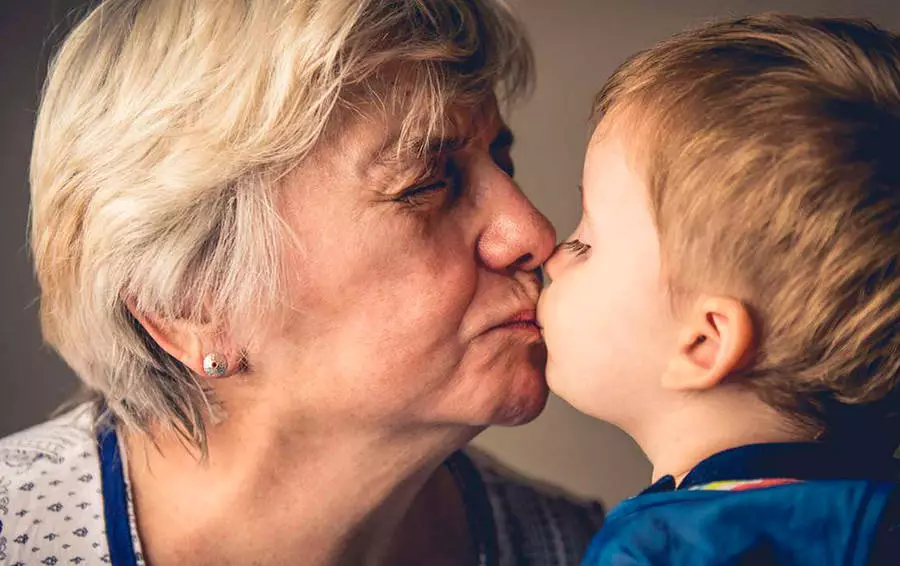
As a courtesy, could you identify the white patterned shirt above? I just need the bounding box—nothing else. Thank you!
[0,406,602,565]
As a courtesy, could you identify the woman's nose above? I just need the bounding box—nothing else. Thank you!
[477,172,556,273]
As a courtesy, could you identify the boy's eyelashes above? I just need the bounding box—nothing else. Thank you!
[557,239,592,257]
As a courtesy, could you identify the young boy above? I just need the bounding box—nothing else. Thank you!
[538,14,900,565]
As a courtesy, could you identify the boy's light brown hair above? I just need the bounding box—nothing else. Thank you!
[594,14,900,452]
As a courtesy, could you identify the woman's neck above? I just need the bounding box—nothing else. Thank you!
[125,406,482,566]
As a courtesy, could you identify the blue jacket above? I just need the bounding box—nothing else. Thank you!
[583,443,900,565]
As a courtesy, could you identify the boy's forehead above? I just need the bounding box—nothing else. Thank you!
[590,113,655,182]
[590,109,640,148]
[583,126,656,214]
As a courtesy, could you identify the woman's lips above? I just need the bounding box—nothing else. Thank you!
[492,309,541,332]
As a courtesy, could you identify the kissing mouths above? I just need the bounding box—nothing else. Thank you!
[491,309,542,332]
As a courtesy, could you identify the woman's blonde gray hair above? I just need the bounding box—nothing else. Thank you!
[30,0,533,450]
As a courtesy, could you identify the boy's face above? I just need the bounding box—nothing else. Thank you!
[538,127,679,429]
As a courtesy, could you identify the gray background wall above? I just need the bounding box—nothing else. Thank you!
[2,0,899,508]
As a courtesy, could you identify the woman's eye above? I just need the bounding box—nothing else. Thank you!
[394,181,449,206]
[558,239,592,257]
[394,159,460,208]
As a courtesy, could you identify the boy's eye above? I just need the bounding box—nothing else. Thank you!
[558,239,592,257]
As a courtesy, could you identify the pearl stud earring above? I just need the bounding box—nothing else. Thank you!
[202,352,228,377]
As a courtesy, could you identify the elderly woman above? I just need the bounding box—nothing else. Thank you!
[0,0,602,565]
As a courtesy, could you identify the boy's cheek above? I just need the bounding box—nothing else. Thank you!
[539,279,595,394]
[537,280,570,344]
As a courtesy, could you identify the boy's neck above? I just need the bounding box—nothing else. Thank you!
[634,387,811,486]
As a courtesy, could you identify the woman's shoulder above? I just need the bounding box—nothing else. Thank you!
[0,405,110,565]
[456,448,605,566]
[0,404,97,460]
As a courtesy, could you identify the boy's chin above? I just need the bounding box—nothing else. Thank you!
[544,357,571,398]
[545,360,603,419]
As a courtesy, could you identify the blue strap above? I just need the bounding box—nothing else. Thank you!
[445,451,499,566]
[98,427,139,566]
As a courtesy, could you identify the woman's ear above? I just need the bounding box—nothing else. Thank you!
[127,301,238,378]
[661,296,755,392]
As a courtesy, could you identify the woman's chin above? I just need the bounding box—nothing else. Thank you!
[425,337,550,427]
[482,341,550,426]
[494,382,550,426]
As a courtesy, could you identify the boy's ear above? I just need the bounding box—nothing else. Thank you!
[661,296,755,392]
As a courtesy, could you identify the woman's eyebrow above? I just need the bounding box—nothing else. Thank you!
[368,133,469,174]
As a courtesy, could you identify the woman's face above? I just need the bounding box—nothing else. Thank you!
[252,99,556,430]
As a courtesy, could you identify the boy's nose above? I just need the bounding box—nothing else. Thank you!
[542,243,565,283]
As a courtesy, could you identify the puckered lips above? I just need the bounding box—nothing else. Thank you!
[488,309,541,333]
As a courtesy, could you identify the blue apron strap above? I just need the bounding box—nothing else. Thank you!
[445,451,499,566]
[98,427,139,566]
